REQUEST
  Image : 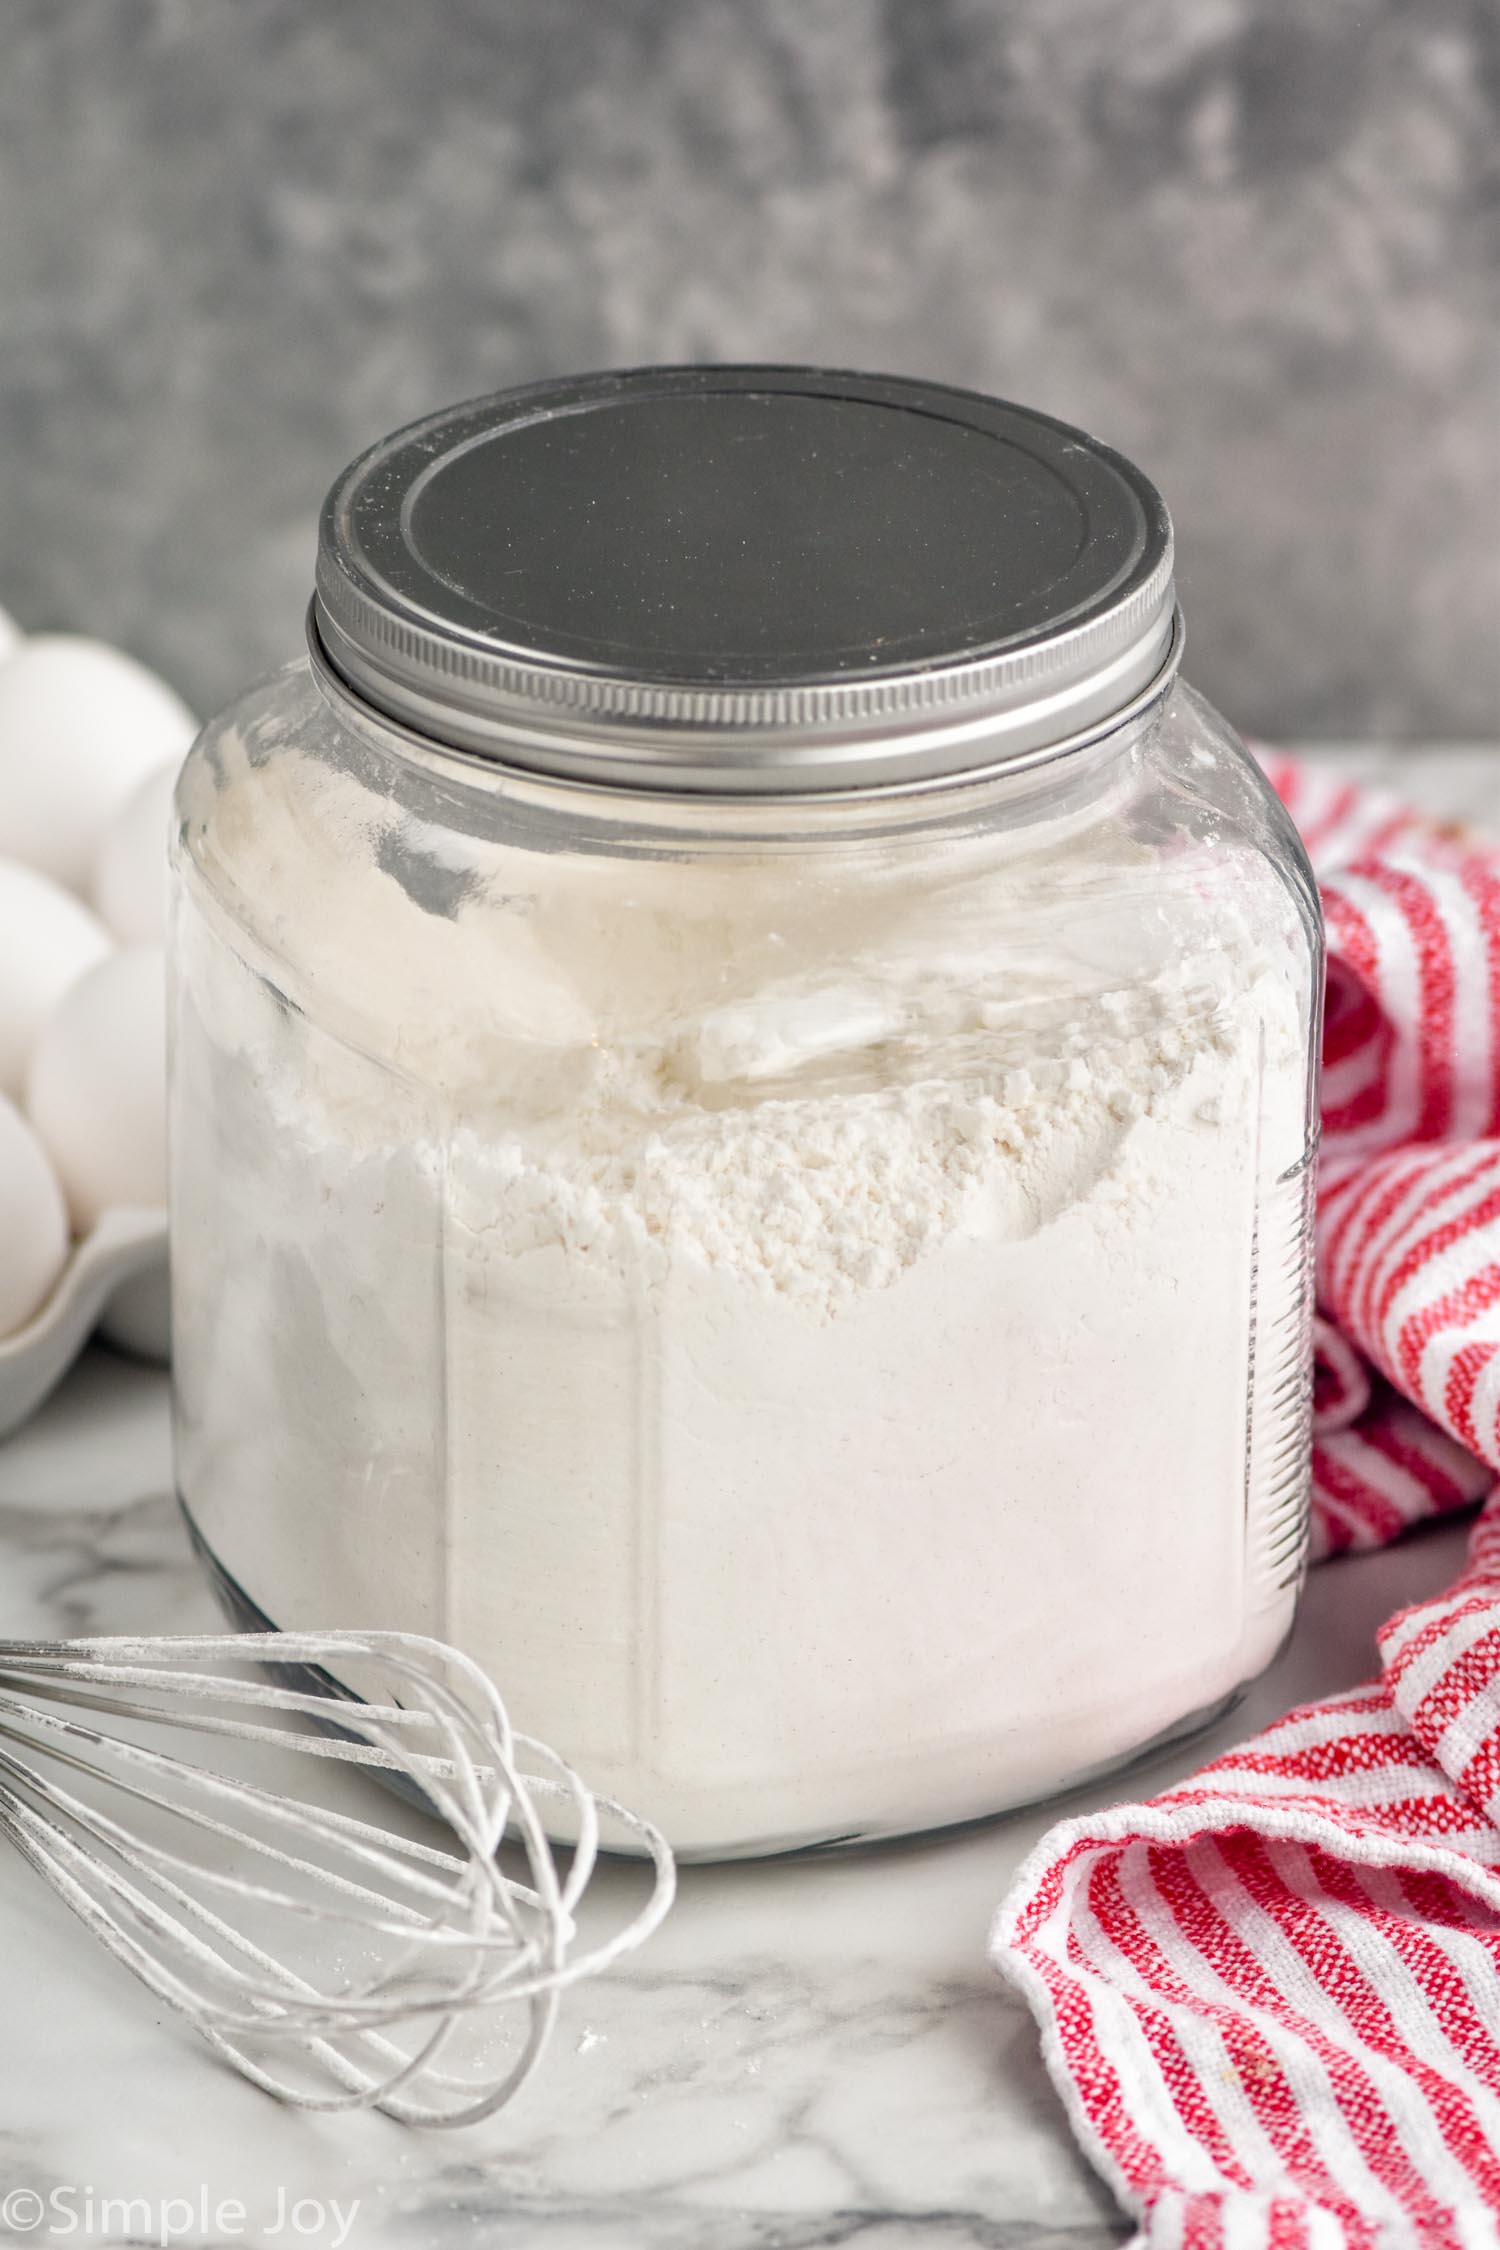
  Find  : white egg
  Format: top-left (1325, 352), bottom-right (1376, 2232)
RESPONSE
top-left (0, 603), bottom-right (21, 665)
top-left (0, 859), bottom-right (114, 1097)
top-left (0, 636), bottom-right (196, 890)
top-left (0, 1091), bottom-right (70, 1338)
top-left (92, 761), bottom-right (179, 945)
top-left (26, 946), bottom-right (166, 1231)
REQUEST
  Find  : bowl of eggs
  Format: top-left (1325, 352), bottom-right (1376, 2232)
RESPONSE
top-left (0, 602), bottom-right (191, 1438)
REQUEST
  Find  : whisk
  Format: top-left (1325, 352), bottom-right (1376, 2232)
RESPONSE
top-left (0, 1629), bottom-right (675, 2126)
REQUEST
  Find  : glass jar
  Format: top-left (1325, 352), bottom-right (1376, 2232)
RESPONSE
top-left (170, 367), bottom-right (1322, 1858)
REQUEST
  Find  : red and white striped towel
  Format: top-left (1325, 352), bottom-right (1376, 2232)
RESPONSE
top-left (992, 754), bottom-right (1500, 2248)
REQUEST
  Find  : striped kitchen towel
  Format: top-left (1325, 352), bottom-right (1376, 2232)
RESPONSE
top-left (992, 755), bottom-right (1500, 2248)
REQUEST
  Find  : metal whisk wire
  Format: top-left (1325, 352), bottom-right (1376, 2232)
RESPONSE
top-left (0, 1630), bottom-right (675, 2126)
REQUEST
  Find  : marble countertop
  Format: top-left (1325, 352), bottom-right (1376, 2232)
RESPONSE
top-left (0, 747), bottom-right (1493, 2250)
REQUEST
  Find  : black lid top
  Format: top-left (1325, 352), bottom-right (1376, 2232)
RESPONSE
top-left (313, 366), bottom-right (1177, 794)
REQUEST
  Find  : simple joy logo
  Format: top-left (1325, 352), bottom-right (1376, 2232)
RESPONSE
top-left (0, 2185), bottom-right (360, 2245)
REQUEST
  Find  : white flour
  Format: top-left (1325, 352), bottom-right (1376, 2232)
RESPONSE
top-left (173, 727), bottom-right (1311, 1854)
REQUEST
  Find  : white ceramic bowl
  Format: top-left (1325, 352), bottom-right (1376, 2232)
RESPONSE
top-left (0, 1208), bottom-right (168, 1438)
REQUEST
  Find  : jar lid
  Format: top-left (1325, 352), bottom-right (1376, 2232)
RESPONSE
top-left (313, 365), bottom-right (1178, 795)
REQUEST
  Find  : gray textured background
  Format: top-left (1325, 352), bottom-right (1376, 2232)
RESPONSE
top-left (2, 0), bottom-right (1496, 742)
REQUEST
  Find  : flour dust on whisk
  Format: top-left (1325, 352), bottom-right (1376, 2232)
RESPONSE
top-left (0, 1629), bottom-right (675, 2126)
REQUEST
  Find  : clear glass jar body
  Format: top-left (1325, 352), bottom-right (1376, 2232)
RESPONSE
top-left (169, 663), bottom-right (1322, 1858)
